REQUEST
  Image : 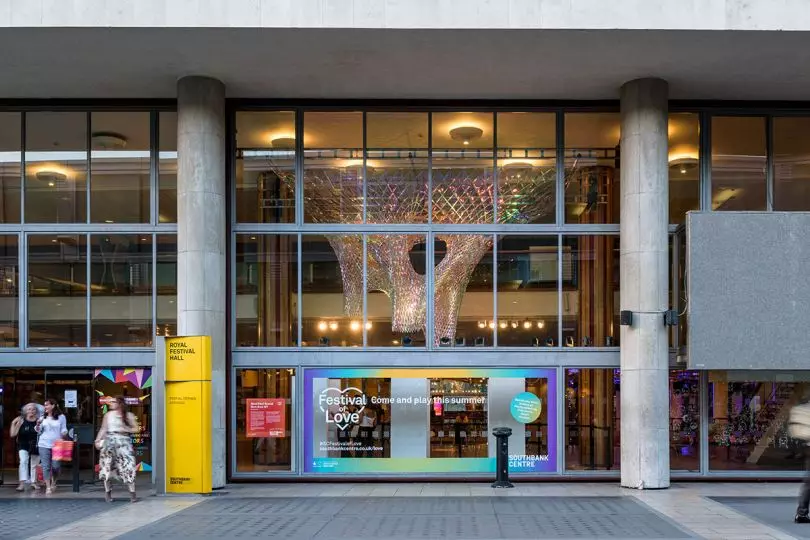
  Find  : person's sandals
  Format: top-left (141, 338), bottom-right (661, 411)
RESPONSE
top-left (105, 490), bottom-right (113, 503)
top-left (15, 484), bottom-right (24, 492)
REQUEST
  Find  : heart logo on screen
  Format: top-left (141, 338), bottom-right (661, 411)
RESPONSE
top-left (318, 386), bottom-right (367, 430)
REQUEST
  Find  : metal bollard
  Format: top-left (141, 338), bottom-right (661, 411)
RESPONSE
top-left (491, 427), bottom-right (514, 488)
top-left (72, 434), bottom-right (80, 493)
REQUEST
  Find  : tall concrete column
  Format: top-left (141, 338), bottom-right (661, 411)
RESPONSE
top-left (177, 76), bottom-right (227, 489)
top-left (619, 78), bottom-right (670, 489)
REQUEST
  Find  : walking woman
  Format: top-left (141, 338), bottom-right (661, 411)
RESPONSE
top-left (95, 396), bottom-right (138, 503)
top-left (10, 403), bottom-right (40, 491)
top-left (35, 398), bottom-right (67, 494)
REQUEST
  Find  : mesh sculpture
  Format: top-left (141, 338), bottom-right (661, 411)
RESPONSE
top-left (291, 159), bottom-right (558, 345)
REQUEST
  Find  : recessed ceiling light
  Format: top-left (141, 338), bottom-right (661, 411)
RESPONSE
top-left (271, 137), bottom-right (295, 148)
top-left (449, 126), bottom-right (483, 146)
top-left (92, 131), bottom-right (128, 150)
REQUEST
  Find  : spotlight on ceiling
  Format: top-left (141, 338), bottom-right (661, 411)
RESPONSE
top-left (668, 157), bottom-right (698, 175)
top-left (449, 126), bottom-right (483, 146)
top-left (35, 170), bottom-right (67, 187)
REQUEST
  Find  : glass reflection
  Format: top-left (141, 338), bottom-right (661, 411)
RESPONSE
top-left (0, 113), bottom-right (21, 223)
top-left (90, 112), bottom-right (150, 223)
top-left (25, 112), bottom-right (87, 223)
top-left (668, 113), bottom-right (700, 223)
top-left (28, 234), bottom-right (87, 347)
top-left (562, 235), bottom-right (620, 347)
top-left (156, 234), bottom-right (177, 338)
top-left (0, 235), bottom-right (18, 346)
top-left (711, 116), bottom-right (767, 211)
top-left (235, 234), bottom-right (298, 347)
top-left (303, 112), bottom-right (363, 224)
top-left (564, 113), bottom-right (620, 224)
top-left (90, 235), bottom-right (152, 346)
top-left (301, 235), bottom-right (361, 347)
top-left (366, 112), bottom-right (428, 223)
top-left (236, 112), bottom-right (296, 223)
top-left (497, 112), bottom-right (556, 224)
top-left (774, 117), bottom-right (810, 211)
top-left (565, 368), bottom-right (620, 470)
top-left (496, 235), bottom-right (559, 347)
top-left (158, 112), bottom-right (177, 223)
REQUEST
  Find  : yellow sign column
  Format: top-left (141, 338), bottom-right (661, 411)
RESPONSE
top-left (165, 336), bottom-right (212, 493)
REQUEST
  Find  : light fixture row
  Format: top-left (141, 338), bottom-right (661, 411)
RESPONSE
top-left (477, 320), bottom-right (545, 330)
top-left (317, 320), bottom-right (373, 332)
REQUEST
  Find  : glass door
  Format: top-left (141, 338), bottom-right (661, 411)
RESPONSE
top-left (44, 370), bottom-right (96, 484)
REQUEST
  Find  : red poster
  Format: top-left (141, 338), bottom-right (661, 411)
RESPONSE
top-left (246, 398), bottom-right (286, 438)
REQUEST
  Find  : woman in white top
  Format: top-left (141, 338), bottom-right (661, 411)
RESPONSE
top-left (35, 398), bottom-right (68, 494)
top-left (95, 396), bottom-right (139, 503)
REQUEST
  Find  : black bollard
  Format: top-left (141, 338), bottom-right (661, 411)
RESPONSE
top-left (491, 427), bottom-right (514, 488)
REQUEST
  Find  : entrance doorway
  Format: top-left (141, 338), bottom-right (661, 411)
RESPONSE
top-left (44, 370), bottom-right (96, 485)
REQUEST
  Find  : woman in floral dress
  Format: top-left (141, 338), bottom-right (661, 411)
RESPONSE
top-left (95, 396), bottom-right (138, 503)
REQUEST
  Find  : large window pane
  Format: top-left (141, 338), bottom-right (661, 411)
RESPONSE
top-left (236, 234), bottom-right (298, 347)
top-left (670, 370), bottom-right (700, 472)
top-left (497, 112), bottom-right (556, 224)
top-left (28, 234), bottom-right (87, 347)
top-left (432, 112), bottom-right (494, 224)
top-left (430, 378), bottom-right (488, 457)
top-left (565, 368), bottom-right (620, 470)
top-left (564, 113), bottom-right (620, 224)
top-left (25, 112), bottom-right (87, 223)
top-left (158, 112), bottom-right (177, 223)
top-left (711, 116), bottom-right (767, 211)
top-left (90, 235), bottom-right (152, 346)
top-left (90, 112), bottom-right (150, 223)
top-left (432, 234), bottom-right (493, 347)
top-left (562, 235), bottom-right (620, 347)
top-left (668, 113), bottom-right (700, 223)
top-left (366, 112), bottom-right (428, 223)
top-left (156, 234), bottom-right (177, 338)
top-left (0, 235), bottom-right (18, 346)
top-left (496, 235), bottom-right (559, 347)
top-left (774, 117), bottom-right (810, 211)
top-left (709, 371), bottom-right (809, 471)
top-left (0, 113), bottom-right (21, 223)
top-left (304, 112), bottom-right (363, 224)
top-left (236, 368), bottom-right (295, 472)
top-left (302, 235), bottom-right (361, 347)
top-left (236, 111), bottom-right (296, 223)
top-left (366, 234), bottom-right (427, 347)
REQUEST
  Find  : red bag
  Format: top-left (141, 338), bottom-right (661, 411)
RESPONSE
top-left (53, 440), bottom-right (74, 462)
top-left (35, 465), bottom-right (44, 483)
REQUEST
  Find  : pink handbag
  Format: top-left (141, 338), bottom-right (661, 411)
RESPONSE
top-left (53, 440), bottom-right (74, 462)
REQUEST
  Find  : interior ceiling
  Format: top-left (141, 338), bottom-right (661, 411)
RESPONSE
top-left (2, 28), bottom-right (810, 101)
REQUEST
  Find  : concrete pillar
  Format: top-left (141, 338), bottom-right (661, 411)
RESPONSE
top-left (619, 78), bottom-right (670, 489)
top-left (177, 76), bottom-right (227, 489)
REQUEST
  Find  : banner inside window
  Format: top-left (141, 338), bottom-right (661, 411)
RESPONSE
top-left (304, 368), bottom-right (556, 474)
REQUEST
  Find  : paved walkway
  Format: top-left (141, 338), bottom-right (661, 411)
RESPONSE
top-left (0, 482), bottom-right (805, 539)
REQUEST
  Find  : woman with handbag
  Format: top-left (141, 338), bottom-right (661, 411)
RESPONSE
top-left (95, 396), bottom-right (138, 503)
top-left (10, 403), bottom-right (41, 491)
top-left (35, 398), bottom-right (68, 494)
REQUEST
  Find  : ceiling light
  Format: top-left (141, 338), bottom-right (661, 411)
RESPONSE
top-left (449, 126), bottom-right (483, 146)
top-left (92, 131), bottom-right (128, 150)
top-left (537, 321), bottom-right (545, 329)
top-left (317, 321), bottom-right (328, 331)
top-left (35, 170), bottom-right (67, 186)
top-left (668, 156), bottom-right (698, 176)
top-left (488, 321), bottom-right (495, 329)
top-left (271, 136), bottom-right (295, 149)
top-left (105, 220), bottom-right (114, 223)
top-left (477, 321), bottom-right (486, 329)
top-left (510, 321), bottom-right (519, 329)
top-left (350, 320), bottom-right (361, 332)
top-left (365, 321), bottom-right (373, 330)
top-left (499, 321), bottom-right (508, 329)
top-left (523, 320), bottom-right (533, 329)
top-left (328, 321), bottom-right (339, 331)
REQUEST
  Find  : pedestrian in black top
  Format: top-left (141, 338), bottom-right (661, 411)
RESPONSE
top-left (9, 403), bottom-right (41, 491)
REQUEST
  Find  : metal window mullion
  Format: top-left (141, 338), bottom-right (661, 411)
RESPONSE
top-left (362, 234), bottom-right (368, 347)
top-left (297, 232), bottom-right (302, 348)
top-left (558, 234), bottom-right (563, 348)
top-left (19, 232), bottom-right (27, 349)
top-left (20, 111), bottom-right (25, 225)
top-left (85, 233), bottom-right (91, 347)
top-left (86, 112), bottom-right (91, 224)
top-left (151, 232), bottom-right (157, 344)
top-left (766, 115), bottom-right (774, 211)
top-left (426, 231), bottom-right (434, 349)
top-left (556, 110), bottom-right (565, 227)
top-left (362, 111), bottom-right (367, 224)
top-left (556, 366), bottom-right (564, 474)
top-left (427, 113), bottom-right (433, 225)
top-left (230, 230), bottom-right (237, 348)
top-left (295, 109), bottom-right (304, 226)
top-left (492, 112), bottom-right (498, 225)
top-left (700, 369), bottom-right (709, 476)
top-left (671, 232), bottom-right (679, 348)
top-left (151, 110), bottom-right (158, 226)
top-left (492, 233), bottom-right (498, 347)
top-left (700, 112), bottom-right (712, 211)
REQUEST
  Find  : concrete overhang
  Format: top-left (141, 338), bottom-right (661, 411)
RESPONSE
top-left (1, 27), bottom-right (810, 100)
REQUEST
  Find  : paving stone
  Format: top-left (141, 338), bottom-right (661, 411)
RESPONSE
top-left (711, 496), bottom-right (810, 539)
top-left (0, 499), bottom-right (118, 540)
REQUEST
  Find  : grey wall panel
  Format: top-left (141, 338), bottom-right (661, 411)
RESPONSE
top-left (687, 212), bottom-right (810, 370)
